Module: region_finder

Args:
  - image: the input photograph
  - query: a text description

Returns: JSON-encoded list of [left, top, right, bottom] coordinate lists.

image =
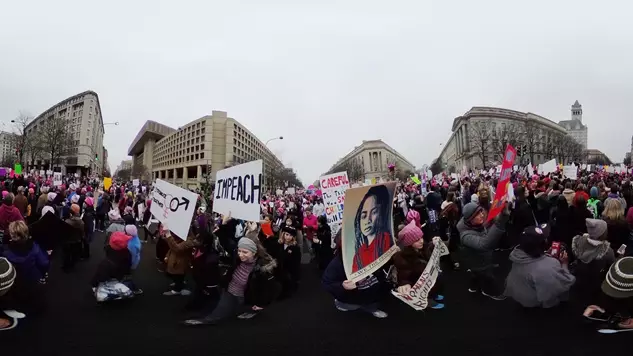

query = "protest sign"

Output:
[[150, 179, 199, 240], [14, 164, 21, 175], [39, 170, 45, 177], [103, 177, 112, 190], [541, 159, 557, 175], [392, 237, 449, 310], [341, 182, 397, 281], [0, 168, 5, 177], [213, 160, 263, 222], [563, 165, 578, 180], [133, 179, 140, 186], [320, 171, 350, 238], [487, 145, 516, 223], [53, 172, 62, 187], [287, 187, 295, 195], [137, 203, 145, 222]]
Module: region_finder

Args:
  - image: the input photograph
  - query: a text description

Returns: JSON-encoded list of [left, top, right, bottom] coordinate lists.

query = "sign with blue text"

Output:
[[213, 159, 263, 222], [150, 179, 199, 240]]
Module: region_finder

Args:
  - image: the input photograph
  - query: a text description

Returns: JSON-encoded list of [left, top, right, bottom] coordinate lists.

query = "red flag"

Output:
[[487, 145, 517, 223]]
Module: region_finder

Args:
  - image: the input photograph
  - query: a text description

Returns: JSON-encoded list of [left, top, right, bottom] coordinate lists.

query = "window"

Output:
[[200, 144, 204, 150], [200, 153, 204, 159]]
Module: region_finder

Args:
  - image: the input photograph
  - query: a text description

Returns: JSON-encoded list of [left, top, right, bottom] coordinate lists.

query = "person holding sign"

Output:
[[392, 220, 445, 310]]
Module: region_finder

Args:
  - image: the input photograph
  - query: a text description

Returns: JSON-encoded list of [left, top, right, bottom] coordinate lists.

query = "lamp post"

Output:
[[265, 136, 283, 146]]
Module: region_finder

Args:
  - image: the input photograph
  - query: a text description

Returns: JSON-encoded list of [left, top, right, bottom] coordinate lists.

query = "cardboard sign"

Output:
[[133, 179, 140, 186], [150, 179, 199, 240], [286, 187, 295, 195], [487, 145, 516, 223], [320, 171, 350, 239], [213, 160, 263, 222], [103, 177, 112, 190], [14, 164, 21, 175], [563, 165, 578, 180]]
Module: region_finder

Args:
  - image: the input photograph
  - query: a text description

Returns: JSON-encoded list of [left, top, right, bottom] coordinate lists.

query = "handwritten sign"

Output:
[[213, 160, 263, 222], [319, 171, 350, 238], [133, 179, 140, 186], [392, 237, 449, 310], [150, 179, 199, 240]]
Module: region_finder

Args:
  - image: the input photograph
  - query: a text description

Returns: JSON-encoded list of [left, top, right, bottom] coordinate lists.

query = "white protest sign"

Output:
[[133, 179, 140, 186], [276, 189, 283, 196], [563, 165, 578, 180], [137, 203, 145, 221], [287, 187, 295, 195], [320, 171, 350, 239], [150, 179, 199, 240], [541, 159, 557, 175], [213, 160, 263, 222], [392, 237, 449, 310], [53, 172, 62, 187]]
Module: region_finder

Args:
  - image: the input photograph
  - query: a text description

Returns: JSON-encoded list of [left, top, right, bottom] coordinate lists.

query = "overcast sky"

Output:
[[1, 0, 631, 184]]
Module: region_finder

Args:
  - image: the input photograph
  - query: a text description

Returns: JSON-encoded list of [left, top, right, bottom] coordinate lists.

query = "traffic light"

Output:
[[95, 153, 99, 161]]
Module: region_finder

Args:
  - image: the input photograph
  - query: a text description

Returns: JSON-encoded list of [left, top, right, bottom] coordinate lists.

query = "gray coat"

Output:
[[505, 248, 576, 308], [456, 214, 508, 271]]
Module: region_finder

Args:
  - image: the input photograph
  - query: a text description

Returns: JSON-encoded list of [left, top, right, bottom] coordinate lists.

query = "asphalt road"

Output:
[[2, 230, 629, 355]]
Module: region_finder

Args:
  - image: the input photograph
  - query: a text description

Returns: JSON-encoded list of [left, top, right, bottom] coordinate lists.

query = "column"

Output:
[[197, 165, 202, 182], [183, 166, 188, 182], [173, 168, 177, 184]]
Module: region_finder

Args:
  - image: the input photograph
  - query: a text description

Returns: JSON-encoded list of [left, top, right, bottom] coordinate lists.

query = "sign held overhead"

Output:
[[213, 160, 263, 222], [150, 179, 199, 240]]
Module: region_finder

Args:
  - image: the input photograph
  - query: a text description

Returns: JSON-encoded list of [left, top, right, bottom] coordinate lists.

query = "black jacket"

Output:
[[222, 255, 279, 307], [91, 247, 131, 287], [278, 243, 301, 282]]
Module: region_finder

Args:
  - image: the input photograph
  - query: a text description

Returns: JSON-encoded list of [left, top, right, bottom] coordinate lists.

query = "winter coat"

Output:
[[222, 254, 280, 307], [13, 193, 28, 216], [65, 216, 85, 243], [504, 248, 575, 308], [302, 214, 318, 241], [191, 244, 222, 289], [2, 240, 49, 283], [562, 189, 575, 206], [322, 253, 388, 305], [82, 206, 96, 242], [604, 218, 630, 251], [278, 243, 301, 282], [0, 204, 24, 236], [570, 234, 615, 307], [127, 235, 142, 270], [164, 235, 200, 275], [456, 213, 509, 271], [91, 247, 132, 287], [315, 224, 334, 270], [392, 245, 433, 287], [508, 200, 535, 246]]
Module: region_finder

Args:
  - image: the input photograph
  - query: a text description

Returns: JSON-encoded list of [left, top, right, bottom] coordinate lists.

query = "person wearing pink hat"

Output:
[[91, 231, 132, 298], [393, 220, 445, 309]]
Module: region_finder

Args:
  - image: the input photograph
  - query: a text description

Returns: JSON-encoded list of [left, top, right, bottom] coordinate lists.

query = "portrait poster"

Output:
[[341, 182, 397, 282]]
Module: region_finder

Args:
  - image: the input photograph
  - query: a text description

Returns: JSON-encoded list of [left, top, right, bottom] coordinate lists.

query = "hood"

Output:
[[509, 248, 545, 264], [255, 255, 277, 273], [441, 201, 453, 210], [5, 240, 37, 261], [562, 189, 575, 197], [572, 234, 611, 263]]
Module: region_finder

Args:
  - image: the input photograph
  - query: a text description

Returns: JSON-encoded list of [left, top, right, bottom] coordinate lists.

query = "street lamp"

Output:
[[265, 136, 283, 146], [104, 122, 119, 126]]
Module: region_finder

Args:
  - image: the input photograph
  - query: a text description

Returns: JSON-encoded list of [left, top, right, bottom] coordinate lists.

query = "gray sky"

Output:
[[1, 0, 631, 184]]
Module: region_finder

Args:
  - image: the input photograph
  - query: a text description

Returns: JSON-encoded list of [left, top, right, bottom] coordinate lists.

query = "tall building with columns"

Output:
[[128, 111, 285, 189]]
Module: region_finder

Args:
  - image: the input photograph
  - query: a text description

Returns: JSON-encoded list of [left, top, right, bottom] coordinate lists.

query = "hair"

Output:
[[446, 191, 455, 202], [278, 230, 297, 245], [602, 198, 624, 221], [610, 184, 620, 195], [8, 221, 29, 242], [353, 185, 391, 267], [575, 195, 588, 209], [576, 183, 586, 192], [519, 232, 547, 258], [515, 186, 527, 203], [565, 182, 572, 190], [3, 193, 14, 206]]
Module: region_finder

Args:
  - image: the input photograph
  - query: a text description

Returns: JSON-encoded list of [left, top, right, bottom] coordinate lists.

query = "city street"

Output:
[[3, 230, 628, 355]]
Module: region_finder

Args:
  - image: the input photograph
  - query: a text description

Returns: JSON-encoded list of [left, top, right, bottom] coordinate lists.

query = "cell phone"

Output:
[[550, 242, 561, 258], [618, 244, 627, 255]]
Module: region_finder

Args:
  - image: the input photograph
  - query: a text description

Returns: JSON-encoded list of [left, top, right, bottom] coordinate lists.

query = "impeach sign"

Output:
[[213, 160, 263, 222]]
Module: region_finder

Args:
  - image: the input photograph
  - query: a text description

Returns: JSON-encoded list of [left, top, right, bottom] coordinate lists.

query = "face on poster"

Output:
[[341, 182, 397, 282]]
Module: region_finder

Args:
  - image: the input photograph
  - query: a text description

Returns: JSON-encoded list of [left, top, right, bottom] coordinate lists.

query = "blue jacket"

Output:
[[127, 235, 142, 270], [2, 240, 49, 282]]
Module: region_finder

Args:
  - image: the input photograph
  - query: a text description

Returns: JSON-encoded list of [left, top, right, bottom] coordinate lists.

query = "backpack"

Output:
[[587, 199, 599, 219]]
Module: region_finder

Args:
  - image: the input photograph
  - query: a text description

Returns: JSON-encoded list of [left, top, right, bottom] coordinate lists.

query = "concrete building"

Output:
[[24, 90, 105, 175], [0, 132, 14, 166], [128, 110, 285, 189], [325, 139, 415, 182], [558, 100, 588, 149], [102, 147, 109, 175], [115, 159, 133, 176], [438, 107, 569, 170], [586, 149, 612, 165]]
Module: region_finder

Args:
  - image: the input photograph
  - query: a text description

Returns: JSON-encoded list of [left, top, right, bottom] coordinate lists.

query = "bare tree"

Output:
[[523, 119, 539, 164], [38, 116, 73, 171], [25, 133, 44, 168], [0, 153, 16, 168], [116, 168, 132, 181], [131, 163, 150, 181], [468, 121, 494, 169], [337, 158, 364, 183], [430, 157, 444, 176], [491, 124, 523, 163], [8, 112, 33, 164]]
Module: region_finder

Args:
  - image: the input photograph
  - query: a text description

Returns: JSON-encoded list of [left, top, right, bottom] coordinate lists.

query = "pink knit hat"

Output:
[[398, 220, 423, 247], [406, 210, 421, 228], [1, 191, 8, 199]]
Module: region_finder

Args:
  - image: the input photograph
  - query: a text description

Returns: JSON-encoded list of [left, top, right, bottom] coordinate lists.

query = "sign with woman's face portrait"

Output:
[[341, 182, 397, 281]]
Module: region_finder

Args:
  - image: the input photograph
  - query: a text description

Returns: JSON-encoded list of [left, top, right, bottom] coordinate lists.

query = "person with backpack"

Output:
[[587, 186, 603, 219]]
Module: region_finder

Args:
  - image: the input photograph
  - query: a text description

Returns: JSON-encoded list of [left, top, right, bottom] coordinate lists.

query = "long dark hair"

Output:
[[353, 185, 391, 268]]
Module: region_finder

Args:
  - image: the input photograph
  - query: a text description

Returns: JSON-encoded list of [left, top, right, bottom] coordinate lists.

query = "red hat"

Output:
[[109, 232, 132, 251], [398, 220, 423, 247]]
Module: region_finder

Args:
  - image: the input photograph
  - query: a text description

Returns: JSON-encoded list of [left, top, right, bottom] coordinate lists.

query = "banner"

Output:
[[487, 145, 516, 223], [341, 182, 397, 281], [213, 160, 263, 222], [392, 237, 449, 310], [150, 179, 199, 240], [319, 171, 350, 239]]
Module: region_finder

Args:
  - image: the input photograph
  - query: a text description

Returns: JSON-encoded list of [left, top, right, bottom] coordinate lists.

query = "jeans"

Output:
[[96, 214, 105, 230], [201, 290, 244, 323], [334, 299, 379, 313], [169, 274, 185, 292]]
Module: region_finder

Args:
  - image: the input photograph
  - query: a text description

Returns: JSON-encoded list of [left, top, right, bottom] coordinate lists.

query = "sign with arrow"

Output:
[[150, 179, 199, 240]]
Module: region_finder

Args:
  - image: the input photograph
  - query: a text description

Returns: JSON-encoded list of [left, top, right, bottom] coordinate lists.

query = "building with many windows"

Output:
[[437, 106, 570, 170], [114, 159, 133, 176], [325, 139, 416, 182], [0, 132, 14, 166], [586, 149, 612, 165], [558, 100, 588, 149], [128, 110, 285, 189], [24, 90, 105, 175]]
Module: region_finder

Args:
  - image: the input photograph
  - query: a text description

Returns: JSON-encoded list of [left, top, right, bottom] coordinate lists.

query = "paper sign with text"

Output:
[[133, 179, 140, 186], [319, 171, 350, 238], [213, 160, 263, 222], [150, 179, 199, 240]]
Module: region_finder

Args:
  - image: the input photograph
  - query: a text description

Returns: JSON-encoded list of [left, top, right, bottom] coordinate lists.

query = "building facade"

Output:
[[24, 90, 105, 175], [0, 132, 14, 166], [558, 100, 588, 149], [128, 110, 285, 190], [115, 159, 133, 175], [325, 139, 416, 182], [586, 149, 612, 165], [438, 107, 570, 170]]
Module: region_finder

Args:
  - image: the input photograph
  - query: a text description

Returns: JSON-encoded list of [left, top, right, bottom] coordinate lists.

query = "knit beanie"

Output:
[[41, 206, 55, 217], [470, 194, 479, 204], [590, 186, 599, 198], [70, 204, 80, 215], [238, 237, 258, 254], [84, 197, 94, 207], [124, 224, 138, 237], [109, 231, 132, 251], [47, 192, 57, 202], [398, 220, 423, 247], [406, 210, 421, 228], [0, 257, 16, 297], [124, 206, 134, 215], [281, 225, 297, 237], [2, 191, 8, 199], [586, 218, 608, 240], [463, 202, 482, 221], [602, 256, 633, 299]]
